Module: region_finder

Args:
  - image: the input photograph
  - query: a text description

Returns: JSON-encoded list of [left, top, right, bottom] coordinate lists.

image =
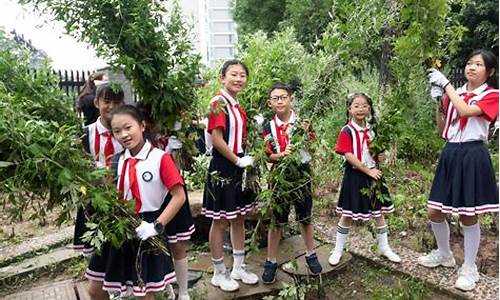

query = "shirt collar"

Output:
[[220, 89, 239, 106], [349, 121, 369, 132], [274, 110, 296, 127], [96, 117, 110, 135], [124, 140, 152, 160], [457, 83, 488, 96]]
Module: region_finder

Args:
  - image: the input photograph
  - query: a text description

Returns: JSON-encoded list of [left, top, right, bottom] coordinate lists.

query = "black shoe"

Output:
[[305, 253, 322, 274], [262, 260, 278, 284]]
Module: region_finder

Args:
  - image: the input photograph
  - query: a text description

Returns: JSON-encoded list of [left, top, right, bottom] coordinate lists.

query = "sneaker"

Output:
[[305, 253, 323, 274], [328, 250, 342, 266], [262, 260, 278, 284], [377, 247, 402, 263], [211, 271, 239, 292], [454, 264, 480, 291], [231, 264, 259, 285], [417, 249, 456, 268]]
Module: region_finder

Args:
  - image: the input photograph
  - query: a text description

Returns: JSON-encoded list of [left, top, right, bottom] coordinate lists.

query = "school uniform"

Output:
[[335, 121, 394, 220], [202, 89, 255, 219], [429, 83, 499, 215], [73, 117, 124, 255], [262, 111, 314, 225], [85, 141, 183, 297], [152, 136, 195, 244]]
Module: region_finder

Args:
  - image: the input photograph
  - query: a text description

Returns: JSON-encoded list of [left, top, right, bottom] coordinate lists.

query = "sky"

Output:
[[0, 0, 107, 70]]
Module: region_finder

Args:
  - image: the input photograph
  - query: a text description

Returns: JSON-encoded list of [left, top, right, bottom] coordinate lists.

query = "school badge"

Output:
[[142, 171, 153, 182]]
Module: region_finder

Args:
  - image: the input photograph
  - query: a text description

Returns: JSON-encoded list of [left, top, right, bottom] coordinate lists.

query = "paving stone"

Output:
[[0, 226, 74, 267], [281, 244, 351, 277], [188, 252, 233, 273], [1, 280, 77, 300], [314, 220, 499, 300], [247, 235, 319, 266], [192, 268, 293, 300], [0, 246, 80, 285]]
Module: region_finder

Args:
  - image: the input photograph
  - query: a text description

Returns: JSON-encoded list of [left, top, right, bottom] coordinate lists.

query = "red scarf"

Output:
[[118, 158, 142, 214], [94, 127, 115, 167]]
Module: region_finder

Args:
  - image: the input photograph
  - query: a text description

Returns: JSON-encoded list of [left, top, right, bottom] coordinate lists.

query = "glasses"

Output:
[[270, 95, 290, 102]]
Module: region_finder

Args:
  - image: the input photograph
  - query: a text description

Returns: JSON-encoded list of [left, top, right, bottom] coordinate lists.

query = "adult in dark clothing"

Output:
[[75, 71, 107, 125]]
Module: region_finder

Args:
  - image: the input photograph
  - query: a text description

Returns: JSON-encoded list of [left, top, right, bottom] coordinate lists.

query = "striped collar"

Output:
[[349, 121, 370, 132], [219, 89, 239, 106], [95, 117, 110, 135], [456, 83, 489, 96], [124, 141, 152, 160]]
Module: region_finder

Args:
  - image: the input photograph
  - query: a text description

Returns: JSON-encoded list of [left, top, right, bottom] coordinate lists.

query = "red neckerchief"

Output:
[[94, 126, 115, 167], [274, 116, 291, 153]]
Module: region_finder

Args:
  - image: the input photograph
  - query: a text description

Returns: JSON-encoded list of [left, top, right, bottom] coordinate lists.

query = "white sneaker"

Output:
[[328, 250, 342, 266], [417, 249, 456, 268], [455, 264, 480, 291], [211, 271, 239, 292], [230, 264, 259, 285], [378, 247, 402, 263]]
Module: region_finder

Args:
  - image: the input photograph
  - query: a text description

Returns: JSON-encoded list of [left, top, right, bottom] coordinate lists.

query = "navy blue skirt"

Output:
[[336, 167, 394, 220], [73, 205, 95, 256], [165, 185, 195, 243], [85, 208, 176, 297], [202, 151, 256, 219], [428, 141, 499, 215]]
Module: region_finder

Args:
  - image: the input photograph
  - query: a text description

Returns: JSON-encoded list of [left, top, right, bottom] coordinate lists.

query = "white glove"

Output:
[[298, 149, 312, 164], [165, 136, 183, 153], [135, 221, 158, 240], [235, 156, 254, 168], [253, 114, 265, 127], [173, 121, 182, 131], [427, 68, 450, 89], [430, 85, 444, 100]]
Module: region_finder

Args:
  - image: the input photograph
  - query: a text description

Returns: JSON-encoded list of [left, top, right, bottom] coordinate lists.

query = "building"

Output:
[[180, 0, 238, 67]]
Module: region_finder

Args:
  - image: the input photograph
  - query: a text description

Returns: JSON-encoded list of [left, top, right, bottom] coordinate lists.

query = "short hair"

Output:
[[268, 82, 292, 96]]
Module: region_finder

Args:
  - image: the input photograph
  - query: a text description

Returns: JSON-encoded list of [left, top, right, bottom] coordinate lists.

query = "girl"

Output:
[[202, 60, 258, 292], [328, 92, 401, 266], [137, 101, 195, 300], [73, 83, 125, 255], [75, 71, 107, 125], [85, 105, 186, 300], [419, 49, 499, 291]]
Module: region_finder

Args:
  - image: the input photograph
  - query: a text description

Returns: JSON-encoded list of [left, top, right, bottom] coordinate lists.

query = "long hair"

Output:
[[75, 71, 106, 112]]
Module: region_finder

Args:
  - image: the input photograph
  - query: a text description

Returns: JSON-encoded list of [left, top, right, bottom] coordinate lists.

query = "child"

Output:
[[75, 71, 107, 125], [419, 49, 499, 291], [202, 60, 258, 292], [85, 104, 187, 299], [261, 82, 322, 284], [73, 82, 125, 255], [329, 92, 401, 266], [137, 101, 195, 300]]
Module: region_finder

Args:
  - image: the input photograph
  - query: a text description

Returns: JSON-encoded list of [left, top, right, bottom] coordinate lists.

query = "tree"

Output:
[[231, 0, 286, 38], [449, 0, 498, 68]]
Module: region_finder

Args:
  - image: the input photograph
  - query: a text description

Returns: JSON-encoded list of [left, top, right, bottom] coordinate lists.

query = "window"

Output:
[[212, 47, 234, 58], [211, 34, 233, 45], [209, 9, 231, 19], [209, 0, 229, 6], [210, 21, 234, 32]]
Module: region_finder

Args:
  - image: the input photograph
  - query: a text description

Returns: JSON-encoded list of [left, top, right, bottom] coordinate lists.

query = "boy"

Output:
[[261, 82, 322, 284]]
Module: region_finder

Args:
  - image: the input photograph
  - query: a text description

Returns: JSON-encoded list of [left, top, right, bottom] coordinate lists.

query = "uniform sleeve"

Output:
[[207, 99, 226, 134], [476, 92, 499, 121], [160, 154, 184, 190], [335, 130, 353, 155]]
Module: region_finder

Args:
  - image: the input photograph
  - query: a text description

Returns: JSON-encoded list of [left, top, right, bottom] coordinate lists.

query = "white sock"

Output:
[[431, 220, 451, 256], [376, 225, 390, 250], [462, 222, 480, 268], [333, 224, 349, 253], [212, 257, 226, 274], [233, 249, 245, 269], [174, 258, 189, 296], [267, 257, 277, 263], [305, 250, 316, 257]]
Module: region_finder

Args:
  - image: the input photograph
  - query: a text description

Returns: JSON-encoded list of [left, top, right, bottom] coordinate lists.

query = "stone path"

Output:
[[314, 221, 499, 300]]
